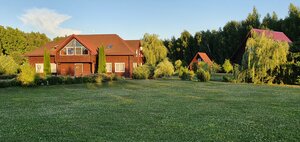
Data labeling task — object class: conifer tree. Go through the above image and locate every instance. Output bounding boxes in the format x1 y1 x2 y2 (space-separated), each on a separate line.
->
43 49 51 75
97 46 106 73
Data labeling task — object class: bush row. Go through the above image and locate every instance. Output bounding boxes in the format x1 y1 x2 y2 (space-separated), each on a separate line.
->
0 73 119 88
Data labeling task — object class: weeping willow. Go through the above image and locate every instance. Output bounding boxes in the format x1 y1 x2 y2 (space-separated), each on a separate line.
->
142 34 168 66
241 31 289 84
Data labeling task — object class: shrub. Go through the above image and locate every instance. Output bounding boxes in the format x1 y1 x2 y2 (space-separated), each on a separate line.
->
222 76 233 82
47 76 64 85
63 76 75 84
210 62 221 73
196 69 210 82
0 79 20 88
222 59 233 73
233 64 240 80
198 61 209 71
179 67 195 81
133 65 150 79
0 55 19 75
154 59 174 78
0 75 17 79
18 63 36 86
174 60 182 72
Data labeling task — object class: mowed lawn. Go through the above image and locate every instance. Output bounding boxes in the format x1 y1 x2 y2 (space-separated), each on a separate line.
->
0 80 299 141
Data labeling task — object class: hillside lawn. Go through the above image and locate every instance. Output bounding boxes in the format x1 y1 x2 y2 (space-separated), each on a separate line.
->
0 79 299 141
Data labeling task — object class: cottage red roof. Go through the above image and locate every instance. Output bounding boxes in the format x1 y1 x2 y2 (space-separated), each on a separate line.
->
189 52 213 68
26 34 137 56
252 29 292 43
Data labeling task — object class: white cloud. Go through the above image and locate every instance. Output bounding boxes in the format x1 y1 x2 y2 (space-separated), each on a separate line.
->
20 8 80 38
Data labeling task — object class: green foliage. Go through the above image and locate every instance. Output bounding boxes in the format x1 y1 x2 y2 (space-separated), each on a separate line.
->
142 33 168 66
196 69 210 82
174 60 182 72
241 32 289 84
210 62 221 73
197 61 209 72
43 49 51 75
0 26 50 64
154 59 174 78
233 64 240 80
132 65 150 79
222 59 233 74
97 46 106 73
0 79 20 88
0 55 19 75
179 67 195 81
18 63 35 86
164 5 300 66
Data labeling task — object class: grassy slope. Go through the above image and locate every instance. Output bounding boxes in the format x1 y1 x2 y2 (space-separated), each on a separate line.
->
0 80 299 141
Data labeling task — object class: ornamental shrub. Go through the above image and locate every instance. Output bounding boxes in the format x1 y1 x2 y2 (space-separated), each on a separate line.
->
222 59 233 74
196 69 210 82
154 59 174 78
179 67 195 81
133 65 150 79
0 55 19 75
18 63 36 86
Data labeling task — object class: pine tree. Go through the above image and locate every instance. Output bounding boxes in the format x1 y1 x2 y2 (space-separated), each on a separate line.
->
97 46 106 73
43 49 51 75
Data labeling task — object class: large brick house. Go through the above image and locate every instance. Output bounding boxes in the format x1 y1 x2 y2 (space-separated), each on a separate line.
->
26 34 143 77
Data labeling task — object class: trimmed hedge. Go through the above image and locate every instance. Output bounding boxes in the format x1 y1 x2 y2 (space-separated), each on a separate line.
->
0 73 119 88
0 75 17 80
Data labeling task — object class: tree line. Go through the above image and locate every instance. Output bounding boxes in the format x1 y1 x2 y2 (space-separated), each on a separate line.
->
0 26 50 64
164 3 300 65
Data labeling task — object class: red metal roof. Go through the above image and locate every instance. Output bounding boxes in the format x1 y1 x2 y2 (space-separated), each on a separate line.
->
252 29 292 43
189 52 213 68
26 34 138 56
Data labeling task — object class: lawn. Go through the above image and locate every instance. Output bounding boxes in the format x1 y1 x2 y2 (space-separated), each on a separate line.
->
0 80 299 141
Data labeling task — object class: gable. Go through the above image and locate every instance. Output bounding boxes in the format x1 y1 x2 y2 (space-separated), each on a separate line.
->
59 39 90 55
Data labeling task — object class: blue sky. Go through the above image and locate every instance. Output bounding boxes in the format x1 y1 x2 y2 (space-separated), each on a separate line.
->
0 0 299 39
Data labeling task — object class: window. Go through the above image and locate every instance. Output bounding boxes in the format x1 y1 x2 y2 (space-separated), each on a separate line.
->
35 64 44 73
198 58 202 62
67 47 74 55
106 63 112 72
133 62 138 68
60 39 89 55
51 63 57 73
115 63 125 72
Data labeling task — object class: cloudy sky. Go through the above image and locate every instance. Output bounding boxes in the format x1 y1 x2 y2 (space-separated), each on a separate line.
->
0 0 299 39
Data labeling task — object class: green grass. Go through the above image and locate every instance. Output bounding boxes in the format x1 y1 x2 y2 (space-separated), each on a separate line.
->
0 80 299 141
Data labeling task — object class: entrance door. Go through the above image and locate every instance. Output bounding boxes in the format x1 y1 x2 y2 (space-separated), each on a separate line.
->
74 63 83 76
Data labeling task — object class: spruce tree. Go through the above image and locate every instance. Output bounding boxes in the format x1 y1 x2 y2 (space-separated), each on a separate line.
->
43 48 51 75
97 46 106 73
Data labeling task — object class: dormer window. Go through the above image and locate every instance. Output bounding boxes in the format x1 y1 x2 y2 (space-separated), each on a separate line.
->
60 39 89 55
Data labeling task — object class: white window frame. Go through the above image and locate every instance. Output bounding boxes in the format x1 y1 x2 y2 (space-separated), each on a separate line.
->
115 63 125 73
35 63 44 73
106 63 112 73
66 47 74 55
60 39 89 56
133 62 138 68
50 63 57 73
